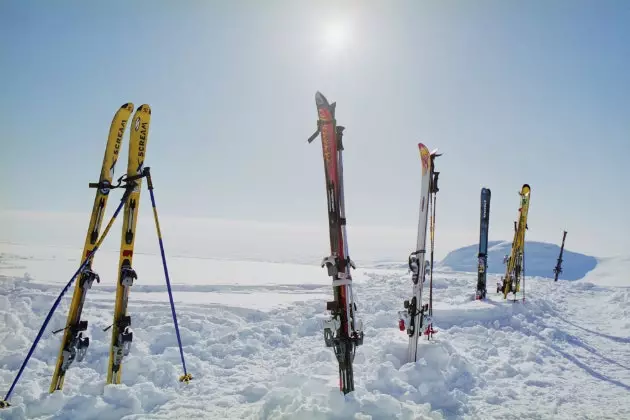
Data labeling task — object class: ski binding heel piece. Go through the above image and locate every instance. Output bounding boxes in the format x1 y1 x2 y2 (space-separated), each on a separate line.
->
79 269 100 289
323 318 340 347
121 267 137 287
76 332 90 362
60 348 76 372
321 255 339 277
120 326 133 356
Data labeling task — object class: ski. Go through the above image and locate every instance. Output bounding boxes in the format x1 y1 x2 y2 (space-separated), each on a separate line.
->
308 91 363 395
106 104 151 384
49 102 134 393
499 184 531 300
398 144 440 363
553 230 567 281
475 188 491 300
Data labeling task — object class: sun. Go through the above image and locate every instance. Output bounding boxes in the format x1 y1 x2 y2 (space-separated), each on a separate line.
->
323 21 351 52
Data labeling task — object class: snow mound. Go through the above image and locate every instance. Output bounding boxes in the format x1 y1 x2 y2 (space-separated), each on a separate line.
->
580 256 630 287
440 241 597 281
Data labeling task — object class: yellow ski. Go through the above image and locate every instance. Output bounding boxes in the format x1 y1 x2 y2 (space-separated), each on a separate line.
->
106 104 151 384
501 184 531 299
50 103 134 393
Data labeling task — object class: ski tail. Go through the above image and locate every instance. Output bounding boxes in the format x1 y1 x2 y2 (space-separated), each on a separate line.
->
50 102 134 393
312 92 363 395
475 187 491 300
106 104 151 385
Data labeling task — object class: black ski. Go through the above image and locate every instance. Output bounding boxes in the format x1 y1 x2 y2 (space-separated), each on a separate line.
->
475 187 491 299
553 230 567 282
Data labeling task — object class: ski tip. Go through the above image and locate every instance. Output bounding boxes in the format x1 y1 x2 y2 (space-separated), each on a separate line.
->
136 104 151 114
521 184 531 194
315 91 329 106
418 143 431 174
120 103 134 111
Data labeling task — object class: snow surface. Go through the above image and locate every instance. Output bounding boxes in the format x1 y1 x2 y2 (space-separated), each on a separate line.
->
580 255 630 288
1 244 630 419
440 241 598 281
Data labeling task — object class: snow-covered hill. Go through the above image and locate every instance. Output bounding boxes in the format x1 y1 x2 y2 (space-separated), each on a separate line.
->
439 240 598 281
580 255 630 287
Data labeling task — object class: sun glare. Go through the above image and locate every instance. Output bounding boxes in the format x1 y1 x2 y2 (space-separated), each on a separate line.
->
323 21 351 52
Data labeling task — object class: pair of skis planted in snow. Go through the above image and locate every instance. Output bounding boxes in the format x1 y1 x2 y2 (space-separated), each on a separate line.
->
498 184 531 301
50 103 151 392
398 144 441 363
2 103 189 407
309 92 364 395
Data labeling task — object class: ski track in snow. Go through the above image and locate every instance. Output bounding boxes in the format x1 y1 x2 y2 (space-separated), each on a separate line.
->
1 248 630 419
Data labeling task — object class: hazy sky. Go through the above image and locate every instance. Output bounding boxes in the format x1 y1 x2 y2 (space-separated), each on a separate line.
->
1 0 629 258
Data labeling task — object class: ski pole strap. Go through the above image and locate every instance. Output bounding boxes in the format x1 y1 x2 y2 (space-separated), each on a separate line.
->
307 126 320 143
145 167 154 190
431 172 440 193
88 170 147 191
336 126 345 150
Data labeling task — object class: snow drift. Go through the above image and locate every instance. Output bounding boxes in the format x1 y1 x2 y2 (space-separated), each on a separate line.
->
439 240 598 280
580 255 630 287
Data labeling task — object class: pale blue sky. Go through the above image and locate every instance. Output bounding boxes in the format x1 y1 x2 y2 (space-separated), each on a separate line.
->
1 0 628 257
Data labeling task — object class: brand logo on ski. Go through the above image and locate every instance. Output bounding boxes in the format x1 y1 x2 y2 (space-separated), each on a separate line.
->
320 125 333 171
138 122 147 157
419 144 430 175
114 121 126 156
134 117 141 131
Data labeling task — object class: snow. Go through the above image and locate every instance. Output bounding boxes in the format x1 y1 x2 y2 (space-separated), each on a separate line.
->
440 240 598 281
1 243 630 419
579 255 630 288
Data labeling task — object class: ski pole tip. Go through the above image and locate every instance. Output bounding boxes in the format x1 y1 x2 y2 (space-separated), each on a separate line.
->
179 373 193 383
0 400 10 408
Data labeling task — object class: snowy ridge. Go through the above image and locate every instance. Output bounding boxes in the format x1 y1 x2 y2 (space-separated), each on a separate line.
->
579 255 630 288
440 240 598 281
1 246 630 419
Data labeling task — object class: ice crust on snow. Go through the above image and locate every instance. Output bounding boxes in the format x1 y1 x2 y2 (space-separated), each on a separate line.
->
1 245 630 419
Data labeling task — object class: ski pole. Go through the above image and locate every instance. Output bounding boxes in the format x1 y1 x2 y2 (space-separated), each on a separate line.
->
145 168 191 383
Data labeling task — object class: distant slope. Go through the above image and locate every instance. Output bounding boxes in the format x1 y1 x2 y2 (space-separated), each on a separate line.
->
439 240 598 280
580 255 630 287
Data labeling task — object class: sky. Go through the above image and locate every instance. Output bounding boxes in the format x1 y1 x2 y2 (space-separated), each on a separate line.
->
1 0 629 260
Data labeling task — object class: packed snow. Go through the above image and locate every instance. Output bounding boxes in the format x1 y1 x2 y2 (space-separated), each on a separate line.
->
1 241 629 419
